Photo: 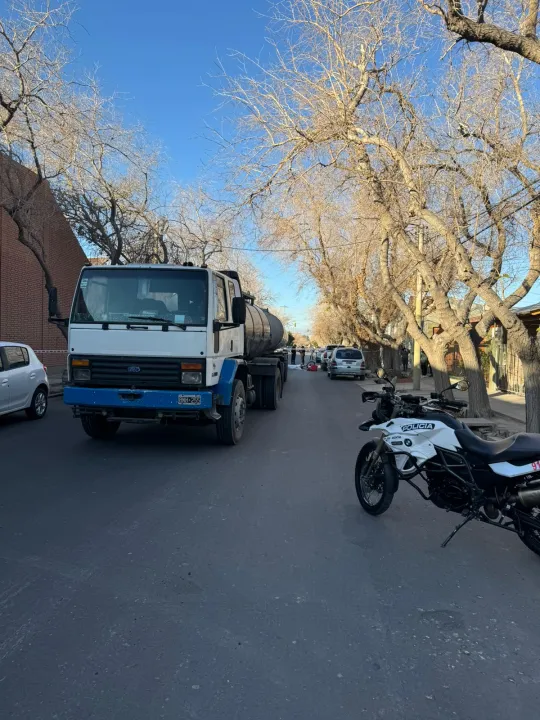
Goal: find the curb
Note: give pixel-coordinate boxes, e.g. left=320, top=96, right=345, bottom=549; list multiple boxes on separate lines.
left=491, top=409, right=526, bottom=426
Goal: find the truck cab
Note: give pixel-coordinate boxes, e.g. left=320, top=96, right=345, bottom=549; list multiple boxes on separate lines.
left=59, top=264, right=287, bottom=445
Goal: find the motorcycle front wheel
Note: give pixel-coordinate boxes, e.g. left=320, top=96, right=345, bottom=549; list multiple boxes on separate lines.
left=355, top=440, right=397, bottom=516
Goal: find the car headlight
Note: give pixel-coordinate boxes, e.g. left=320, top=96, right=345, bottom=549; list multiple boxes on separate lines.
left=182, top=371, right=202, bottom=384
left=73, top=368, right=91, bottom=382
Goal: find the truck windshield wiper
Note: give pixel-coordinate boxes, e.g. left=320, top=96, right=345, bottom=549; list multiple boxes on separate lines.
left=128, top=316, right=187, bottom=331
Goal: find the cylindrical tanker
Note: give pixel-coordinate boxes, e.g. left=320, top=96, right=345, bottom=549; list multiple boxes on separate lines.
left=244, top=304, right=287, bottom=360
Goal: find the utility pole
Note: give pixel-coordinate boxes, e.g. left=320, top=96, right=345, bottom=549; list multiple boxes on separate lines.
left=412, top=225, right=424, bottom=390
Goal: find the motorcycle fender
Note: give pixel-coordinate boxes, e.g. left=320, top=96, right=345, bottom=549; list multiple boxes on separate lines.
left=381, top=453, right=400, bottom=494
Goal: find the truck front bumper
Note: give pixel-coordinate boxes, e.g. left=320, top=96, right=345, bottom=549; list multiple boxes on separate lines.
left=64, top=386, right=214, bottom=411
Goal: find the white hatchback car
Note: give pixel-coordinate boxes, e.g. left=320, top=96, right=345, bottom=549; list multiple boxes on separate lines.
left=0, top=342, right=49, bottom=420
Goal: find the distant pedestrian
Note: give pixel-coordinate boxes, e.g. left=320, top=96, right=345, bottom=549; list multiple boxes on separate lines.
left=420, top=350, right=428, bottom=377
left=291, top=345, right=297, bottom=365
left=400, top=346, right=410, bottom=372
left=300, top=346, right=306, bottom=365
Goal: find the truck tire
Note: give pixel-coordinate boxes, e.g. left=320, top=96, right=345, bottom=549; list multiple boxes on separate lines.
left=216, top=379, right=246, bottom=445
left=282, top=360, right=288, bottom=383
left=81, top=415, right=120, bottom=440
left=262, top=368, right=281, bottom=410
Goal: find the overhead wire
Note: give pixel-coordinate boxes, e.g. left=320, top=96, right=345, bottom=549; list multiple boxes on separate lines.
left=204, top=181, right=540, bottom=254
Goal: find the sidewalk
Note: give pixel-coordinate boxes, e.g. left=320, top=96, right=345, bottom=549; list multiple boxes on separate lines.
left=360, top=373, right=526, bottom=428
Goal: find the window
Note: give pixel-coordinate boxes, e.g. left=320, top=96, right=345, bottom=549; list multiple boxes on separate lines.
left=5, top=346, right=29, bottom=369
left=214, top=275, right=228, bottom=321
left=0, top=353, right=3, bottom=372
left=71, top=268, right=208, bottom=326
left=21, top=347, right=29, bottom=364
left=336, top=349, right=363, bottom=360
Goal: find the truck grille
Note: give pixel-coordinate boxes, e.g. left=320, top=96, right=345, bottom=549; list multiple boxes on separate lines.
left=88, top=356, right=182, bottom=389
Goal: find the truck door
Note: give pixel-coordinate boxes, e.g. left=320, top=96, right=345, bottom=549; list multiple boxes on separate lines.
left=213, top=273, right=238, bottom=357
left=213, top=274, right=227, bottom=354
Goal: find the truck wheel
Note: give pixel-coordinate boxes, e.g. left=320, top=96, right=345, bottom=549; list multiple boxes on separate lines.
left=216, top=379, right=246, bottom=445
left=81, top=415, right=120, bottom=440
left=262, top=368, right=281, bottom=410
left=282, top=360, right=288, bottom=383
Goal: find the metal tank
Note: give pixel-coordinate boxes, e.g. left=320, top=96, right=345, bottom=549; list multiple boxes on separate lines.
left=244, top=304, right=287, bottom=360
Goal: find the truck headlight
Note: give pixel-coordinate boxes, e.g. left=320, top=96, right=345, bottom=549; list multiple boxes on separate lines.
left=73, top=368, right=91, bottom=382
left=182, top=371, right=202, bottom=384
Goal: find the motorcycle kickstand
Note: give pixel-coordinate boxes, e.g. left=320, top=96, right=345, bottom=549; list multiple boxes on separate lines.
left=440, top=511, right=477, bottom=548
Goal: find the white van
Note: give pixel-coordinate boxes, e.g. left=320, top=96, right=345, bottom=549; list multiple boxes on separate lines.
left=327, top=347, right=366, bottom=380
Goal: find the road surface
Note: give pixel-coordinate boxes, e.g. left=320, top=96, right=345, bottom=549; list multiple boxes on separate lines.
left=1, top=369, right=540, bottom=719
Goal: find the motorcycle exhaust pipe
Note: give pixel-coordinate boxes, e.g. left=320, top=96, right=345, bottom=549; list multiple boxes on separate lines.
left=515, top=487, right=540, bottom=508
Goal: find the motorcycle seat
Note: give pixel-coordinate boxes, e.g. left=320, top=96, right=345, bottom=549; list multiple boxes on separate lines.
left=454, top=428, right=540, bottom=463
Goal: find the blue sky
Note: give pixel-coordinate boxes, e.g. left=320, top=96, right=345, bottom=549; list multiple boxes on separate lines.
left=68, top=0, right=316, bottom=334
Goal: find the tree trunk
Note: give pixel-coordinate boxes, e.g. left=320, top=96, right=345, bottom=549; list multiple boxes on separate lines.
left=522, top=358, right=540, bottom=434
left=13, top=219, right=68, bottom=340
left=382, top=346, right=395, bottom=372
left=458, top=333, right=493, bottom=418
left=425, top=344, right=453, bottom=395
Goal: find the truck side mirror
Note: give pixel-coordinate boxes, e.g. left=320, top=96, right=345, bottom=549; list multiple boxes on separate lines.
left=48, top=287, right=58, bottom=317
left=232, top=297, right=246, bottom=325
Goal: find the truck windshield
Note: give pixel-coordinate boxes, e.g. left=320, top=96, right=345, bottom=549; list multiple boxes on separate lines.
left=71, top=268, right=208, bottom=326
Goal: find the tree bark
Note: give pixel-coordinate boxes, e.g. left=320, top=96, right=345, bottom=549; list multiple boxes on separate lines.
left=425, top=343, right=453, bottom=395
left=458, top=332, right=493, bottom=417
left=522, top=358, right=540, bottom=433
left=443, top=5, right=540, bottom=64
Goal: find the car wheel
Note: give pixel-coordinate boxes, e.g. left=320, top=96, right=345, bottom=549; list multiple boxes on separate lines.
left=330, top=373, right=336, bottom=380
left=26, top=387, right=48, bottom=420
left=359, top=374, right=366, bottom=381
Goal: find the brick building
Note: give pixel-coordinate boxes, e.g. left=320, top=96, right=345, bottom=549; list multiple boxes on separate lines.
left=0, top=159, right=87, bottom=369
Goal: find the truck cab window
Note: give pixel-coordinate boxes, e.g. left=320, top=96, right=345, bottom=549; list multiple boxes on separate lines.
left=214, top=276, right=228, bottom=322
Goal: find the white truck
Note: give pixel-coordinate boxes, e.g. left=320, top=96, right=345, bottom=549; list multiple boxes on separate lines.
left=49, top=264, right=288, bottom=445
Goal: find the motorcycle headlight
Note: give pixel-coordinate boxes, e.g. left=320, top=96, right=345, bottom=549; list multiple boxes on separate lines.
left=73, top=368, right=91, bottom=382
left=182, top=371, right=202, bottom=385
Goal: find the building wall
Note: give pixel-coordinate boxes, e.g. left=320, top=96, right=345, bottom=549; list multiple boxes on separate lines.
left=0, top=179, right=87, bottom=368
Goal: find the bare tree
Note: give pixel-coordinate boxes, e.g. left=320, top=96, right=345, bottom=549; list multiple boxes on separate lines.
left=0, top=1, right=77, bottom=337
left=260, top=173, right=409, bottom=362
left=217, top=0, right=494, bottom=406
left=419, top=0, right=540, bottom=63
left=56, top=86, right=165, bottom=265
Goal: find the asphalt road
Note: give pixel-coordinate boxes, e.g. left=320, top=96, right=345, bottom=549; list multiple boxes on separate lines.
left=1, top=369, right=540, bottom=719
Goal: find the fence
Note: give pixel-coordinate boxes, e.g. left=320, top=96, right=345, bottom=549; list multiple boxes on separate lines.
left=498, top=345, right=524, bottom=394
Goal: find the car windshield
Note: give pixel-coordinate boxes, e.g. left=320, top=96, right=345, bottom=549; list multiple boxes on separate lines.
left=71, top=268, right=208, bottom=326
left=336, top=349, right=362, bottom=359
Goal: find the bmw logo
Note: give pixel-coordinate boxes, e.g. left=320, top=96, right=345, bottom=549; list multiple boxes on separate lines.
left=127, top=366, right=141, bottom=373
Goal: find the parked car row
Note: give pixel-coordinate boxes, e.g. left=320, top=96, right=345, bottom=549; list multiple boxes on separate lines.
left=318, top=344, right=366, bottom=381
left=0, top=341, right=49, bottom=421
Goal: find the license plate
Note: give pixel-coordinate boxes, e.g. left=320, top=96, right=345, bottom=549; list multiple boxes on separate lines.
left=179, top=394, right=201, bottom=406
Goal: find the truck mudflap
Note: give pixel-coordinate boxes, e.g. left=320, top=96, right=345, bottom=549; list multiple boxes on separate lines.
left=64, top=386, right=214, bottom=410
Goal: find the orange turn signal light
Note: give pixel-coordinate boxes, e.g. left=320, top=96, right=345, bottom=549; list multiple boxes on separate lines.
left=181, top=362, right=202, bottom=370
left=72, top=358, right=90, bottom=367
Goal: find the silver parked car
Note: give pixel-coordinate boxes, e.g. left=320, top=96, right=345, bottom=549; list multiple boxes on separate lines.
left=321, top=344, right=344, bottom=370
left=0, top=342, right=49, bottom=420
left=327, top=347, right=366, bottom=380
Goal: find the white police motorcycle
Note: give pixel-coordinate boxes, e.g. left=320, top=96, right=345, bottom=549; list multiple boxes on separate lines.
left=356, top=370, right=540, bottom=555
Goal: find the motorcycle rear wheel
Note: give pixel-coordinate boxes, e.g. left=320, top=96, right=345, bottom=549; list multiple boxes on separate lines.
left=355, top=440, right=396, bottom=515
